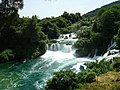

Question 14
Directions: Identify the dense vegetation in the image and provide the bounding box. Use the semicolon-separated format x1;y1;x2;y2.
0;14;47;62
0;0;82;63
40;11;82;39
45;57;120;90
74;4;120;57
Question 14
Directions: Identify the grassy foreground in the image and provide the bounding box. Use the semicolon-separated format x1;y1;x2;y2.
77;71;120;90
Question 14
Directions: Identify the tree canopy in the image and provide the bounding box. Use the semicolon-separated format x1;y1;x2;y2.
0;0;23;16
74;4;120;57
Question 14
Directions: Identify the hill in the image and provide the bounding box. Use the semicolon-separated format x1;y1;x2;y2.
83;0;120;17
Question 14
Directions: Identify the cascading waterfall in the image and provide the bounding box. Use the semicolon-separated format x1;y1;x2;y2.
48;43;73;53
107;39;116;51
62;44;72;53
93;49;98;58
50;43;57;51
97;39;119;61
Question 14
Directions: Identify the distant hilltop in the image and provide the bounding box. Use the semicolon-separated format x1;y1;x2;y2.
83;0;120;17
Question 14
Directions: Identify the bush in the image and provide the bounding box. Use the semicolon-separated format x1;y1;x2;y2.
0;49;14;62
87;60;113;75
74;38;92;57
45;70;78;90
113;58;120;71
85;72;96;83
77;71;96;83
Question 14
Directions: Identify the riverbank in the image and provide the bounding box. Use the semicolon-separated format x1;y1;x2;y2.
45;57;120;90
77;71;120;90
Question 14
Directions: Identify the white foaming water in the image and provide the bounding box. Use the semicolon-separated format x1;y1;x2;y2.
41;50;75;62
107;39;116;51
97;49;120;61
37;52;93;89
48;43;74;53
32;37;95;89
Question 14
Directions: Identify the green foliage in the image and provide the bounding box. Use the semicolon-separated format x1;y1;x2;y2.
77;71;96;83
97;6;120;35
75;4;120;57
61;11;82;24
40;12;82;37
0;49;14;62
13;16;47;60
74;38;92;57
67;22;81;33
0;0;23;16
0;14;47;62
45;70;78;90
41;19;60;39
53;17;67;28
45;70;96;90
114;28;120;49
0;9;83;62
113;58;120;71
97;8;106;17
77;27;92;39
87;60;113;75
86;72;96;83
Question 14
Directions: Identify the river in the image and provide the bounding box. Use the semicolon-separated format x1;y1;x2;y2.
3;33;117;90
0;41;97;90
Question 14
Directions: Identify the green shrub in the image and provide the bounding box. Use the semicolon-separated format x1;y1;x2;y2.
45;70;78;90
113;58;120;71
0;49;14;62
87;60;113;75
85;72;96;83
77;71;96;83
77;72;87;83
74;38;92;57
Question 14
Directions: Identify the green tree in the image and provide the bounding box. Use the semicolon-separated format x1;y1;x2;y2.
87;60;113;75
0;49;14;62
45;70;78;90
0;0;23;15
55;17;67;28
14;16;47;60
75;4;120;57
41;20;60;39
77;71;96;83
115;28;120;49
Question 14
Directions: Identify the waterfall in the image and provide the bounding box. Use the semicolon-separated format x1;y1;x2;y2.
47;33;77;53
107;39;116;51
50;44;57;51
62;44;72;53
96;39;118;61
48;43;73;53
93;49;98;58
